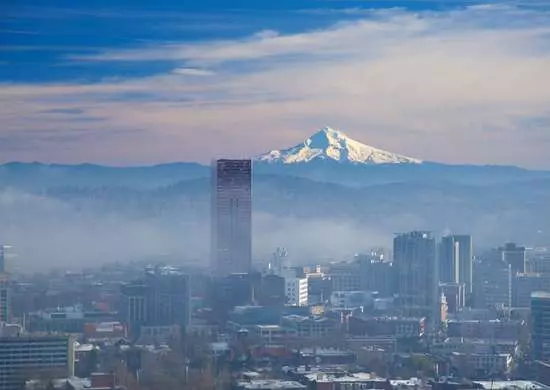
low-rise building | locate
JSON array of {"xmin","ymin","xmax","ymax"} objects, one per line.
[
  {"xmin": 348, "ymin": 316, "xmax": 425, "ymax": 339},
  {"xmin": 285, "ymin": 277, "xmax": 308, "ymax": 307},
  {"xmin": 301, "ymin": 372, "xmax": 391, "ymax": 390},
  {"xmin": 473, "ymin": 380, "xmax": 550, "ymax": 390},
  {"xmin": 26, "ymin": 305, "xmax": 117, "ymax": 334},
  {"xmin": 0, "ymin": 335, "xmax": 74, "ymax": 390},
  {"xmin": 282, "ymin": 315, "xmax": 338, "ymax": 339},
  {"xmin": 26, "ymin": 373, "xmax": 124, "ymax": 390},
  {"xmin": 450, "ymin": 351, "xmax": 513, "ymax": 377},
  {"xmin": 328, "ymin": 262, "xmax": 361, "ymax": 292},
  {"xmin": 447, "ymin": 319, "xmax": 523, "ymax": 340},
  {"xmin": 330, "ymin": 291, "xmax": 374, "ymax": 309},
  {"xmin": 430, "ymin": 338, "xmax": 519, "ymax": 356},
  {"xmin": 253, "ymin": 324, "xmax": 297, "ymax": 344},
  {"xmin": 296, "ymin": 347, "xmax": 356, "ymax": 365},
  {"xmin": 235, "ymin": 380, "xmax": 306, "ymax": 390}
]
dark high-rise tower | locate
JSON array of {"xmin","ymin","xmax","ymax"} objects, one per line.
[
  {"xmin": 211, "ymin": 159, "xmax": 252, "ymax": 277},
  {"xmin": 0, "ymin": 274, "xmax": 9, "ymax": 323},
  {"xmin": 439, "ymin": 235, "xmax": 473, "ymax": 294},
  {"xmin": 394, "ymin": 231, "xmax": 437, "ymax": 312},
  {"xmin": 501, "ymin": 242, "xmax": 526, "ymax": 275},
  {"xmin": 0, "ymin": 245, "xmax": 10, "ymax": 323}
]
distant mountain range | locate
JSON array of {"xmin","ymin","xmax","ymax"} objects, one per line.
[
  {"xmin": 1, "ymin": 126, "xmax": 550, "ymax": 269},
  {"xmin": 2, "ymin": 126, "xmax": 548, "ymax": 189}
]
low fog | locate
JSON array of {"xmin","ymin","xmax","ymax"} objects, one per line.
[
  {"xmin": 0, "ymin": 189, "xmax": 392, "ymax": 272},
  {"xmin": 1, "ymin": 184, "xmax": 549, "ymax": 273}
]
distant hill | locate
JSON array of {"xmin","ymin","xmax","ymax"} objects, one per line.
[{"xmin": 2, "ymin": 128, "xmax": 550, "ymax": 270}]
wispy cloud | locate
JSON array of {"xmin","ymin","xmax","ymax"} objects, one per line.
[
  {"xmin": 172, "ymin": 68, "xmax": 216, "ymax": 76},
  {"xmin": 2, "ymin": 5, "xmax": 550, "ymax": 167}
]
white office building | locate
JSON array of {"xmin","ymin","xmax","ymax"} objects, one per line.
[{"xmin": 285, "ymin": 277, "xmax": 308, "ymax": 306}]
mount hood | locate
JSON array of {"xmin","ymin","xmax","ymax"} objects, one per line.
[{"xmin": 258, "ymin": 126, "xmax": 422, "ymax": 165}]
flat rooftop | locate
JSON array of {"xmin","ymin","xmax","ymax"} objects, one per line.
[
  {"xmin": 236, "ymin": 380, "xmax": 306, "ymax": 389},
  {"xmin": 532, "ymin": 291, "xmax": 550, "ymax": 299},
  {"xmin": 475, "ymin": 381, "xmax": 550, "ymax": 389}
]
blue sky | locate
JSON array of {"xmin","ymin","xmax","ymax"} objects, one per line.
[{"xmin": 2, "ymin": 0, "xmax": 550, "ymax": 167}]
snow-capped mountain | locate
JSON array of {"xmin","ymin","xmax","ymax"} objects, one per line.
[{"xmin": 258, "ymin": 126, "xmax": 422, "ymax": 165}]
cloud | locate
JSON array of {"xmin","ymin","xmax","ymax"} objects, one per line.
[
  {"xmin": 2, "ymin": 5, "xmax": 550, "ymax": 167},
  {"xmin": 172, "ymin": 68, "xmax": 216, "ymax": 76}
]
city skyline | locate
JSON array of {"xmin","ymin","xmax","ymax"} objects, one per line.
[
  {"xmin": 2, "ymin": 1, "xmax": 550, "ymax": 387},
  {"xmin": 2, "ymin": 0, "xmax": 550, "ymax": 168}
]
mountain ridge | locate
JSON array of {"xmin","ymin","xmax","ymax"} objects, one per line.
[{"xmin": 257, "ymin": 126, "xmax": 422, "ymax": 165}]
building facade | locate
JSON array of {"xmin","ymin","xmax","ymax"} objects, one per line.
[
  {"xmin": 512, "ymin": 273, "xmax": 550, "ymax": 308},
  {"xmin": 211, "ymin": 159, "xmax": 252, "ymax": 278},
  {"xmin": 526, "ymin": 249, "xmax": 550, "ymax": 274},
  {"xmin": 0, "ymin": 246, "xmax": 9, "ymax": 324},
  {"xmin": 473, "ymin": 259, "xmax": 512, "ymax": 310},
  {"xmin": 26, "ymin": 306, "xmax": 117, "ymax": 334},
  {"xmin": 0, "ymin": 335, "xmax": 74, "ymax": 390},
  {"xmin": 0, "ymin": 275, "xmax": 9, "ymax": 323},
  {"xmin": 531, "ymin": 291, "xmax": 550, "ymax": 361},
  {"xmin": 120, "ymin": 267, "xmax": 190, "ymax": 337},
  {"xmin": 120, "ymin": 281, "xmax": 148, "ymax": 335},
  {"xmin": 285, "ymin": 277, "xmax": 308, "ymax": 306},
  {"xmin": 348, "ymin": 316, "xmax": 426, "ymax": 339},
  {"xmin": 328, "ymin": 262, "xmax": 361, "ymax": 292},
  {"xmin": 357, "ymin": 255, "xmax": 396, "ymax": 297},
  {"xmin": 439, "ymin": 282, "xmax": 465, "ymax": 314},
  {"xmin": 501, "ymin": 243, "xmax": 526, "ymax": 276},
  {"xmin": 394, "ymin": 231, "xmax": 437, "ymax": 313},
  {"xmin": 282, "ymin": 315, "xmax": 338, "ymax": 339},
  {"xmin": 440, "ymin": 235, "xmax": 473, "ymax": 294},
  {"xmin": 145, "ymin": 269, "xmax": 190, "ymax": 328}
]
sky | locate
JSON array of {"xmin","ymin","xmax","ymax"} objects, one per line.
[{"xmin": 2, "ymin": 0, "xmax": 550, "ymax": 168}]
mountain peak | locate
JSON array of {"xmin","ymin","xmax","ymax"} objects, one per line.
[{"xmin": 258, "ymin": 126, "xmax": 422, "ymax": 165}]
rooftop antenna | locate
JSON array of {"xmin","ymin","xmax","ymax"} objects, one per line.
[{"xmin": 269, "ymin": 247, "xmax": 288, "ymax": 276}]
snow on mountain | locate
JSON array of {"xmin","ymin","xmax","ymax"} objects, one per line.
[{"xmin": 258, "ymin": 126, "xmax": 422, "ymax": 165}]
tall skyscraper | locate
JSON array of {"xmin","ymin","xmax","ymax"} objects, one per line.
[
  {"xmin": 0, "ymin": 245, "xmax": 5, "ymax": 274},
  {"xmin": 0, "ymin": 246, "xmax": 10, "ymax": 323},
  {"xmin": 531, "ymin": 291, "xmax": 550, "ymax": 361},
  {"xmin": 211, "ymin": 159, "xmax": 252, "ymax": 277},
  {"xmin": 439, "ymin": 235, "xmax": 473, "ymax": 294},
  {"xmin": 394, "ymin": 231, "xmax": 437, "ymax": 313},
  {"xmin": 0, "ymin": 274, "xmax": 9, "ymax": 323},
  {"xmin": 439, "ymin": 236, "xmax": 459, "ymax": 284}
]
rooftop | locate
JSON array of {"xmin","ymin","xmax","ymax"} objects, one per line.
[
  {"xmin": 532, "ymin": 291, "xmax": 550, "ymax": 299},
  {"xmin": 474, "ymin": 380, "xmax": 550, "ymax": 389},
  {"xmin": 255, "ymin": 325, "xmax": 284, "ymax": 330},
  {"xmin": 305, "ymin": 372, "xmax": 385, "ymax": 383},
  {"xmin": 283, "ymin": 315, "xmax": 333, "ymax": 323},
  {"xmin": 298, "ymin": 347, "xmax": 355, "ymax": 356},
  {"xmin": 236, "ymin": 380, "xmax": 306, "ymax": 389}
]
